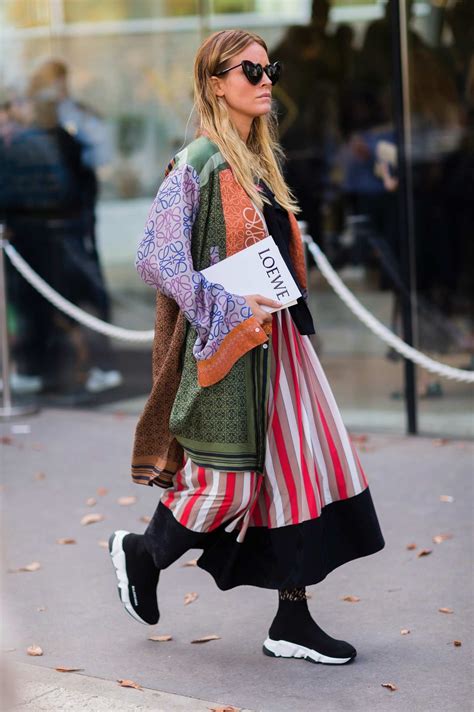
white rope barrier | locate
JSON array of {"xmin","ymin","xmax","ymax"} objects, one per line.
[
  {"xmin": 4, "ymin": 243, "xmax": 154, "ymax": 343},
  {"xmin": 303, "ymin": 237, "xmax": 474, "ymax": 384},
  {"xmin": 3, "ymin": 240, "xmax": 474, "ymax": 383}
]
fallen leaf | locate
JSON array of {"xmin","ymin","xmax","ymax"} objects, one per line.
[
  {"xmin": 37, "ymin": 607, "xmax": 46, "ymax": 612},
  {"xmin": 34, "ymin": 472, "xmax": 46, "ymax": 480},
  {"xmin": 118, "ymin": 496, "xmax": 137, "ymax": 506},
  {"xmin": 98, "ymin": 540, "xmax": 108, "ymax": 548},
  {"xmin": 27, "ymin": 645, "xmax": 43, "ymax": 656},
  {"xmin": 406, "ymin": 543, "xmax": 417, "ymax": 550},
  {"xmin": 139, "ymin": 515, "xmax": 151, "ymax": 524},
  {"xmin": 97, "ymin": 487, "xmax": 108, "ymax": 497},
  {"xmin": 341, "ymin": 595, "xmax": 360, "ymax": 602},
  {"xmin": 0, "ymin": 436, "xmax": 13, "ymax": 445},
  {"xmin": 417, "ymin": 549, "xmax": 432, "ymax": 557},
  {"xmin": 439, "ymin": 607, "xmax": 454, "ymax": 614},
  {"xmin": 349, "ymin": 434, "xmax": 368, "ymax": 443},
  {"xmin": 439, "ymin": 495, "xmax": 454, "ymax": 503},
  {"xmin": 57, "ymin": 538, "xmax": 76, "ymax": 545},
  {"xmin": 191, "ymin": 634, "xmax": 221, "ymax": 644},
  {"xmin": 184, "ymin": 592, "xmax": 199, "ymax": 605},
  {"xmin": 55, "ymin": 666, "xmax": 84, "ymax": 673},
  {"xmin": 86, "ymin": 497, "xmax": 96, "ymax": 507},
  {"xmin": 381, "ymin": 682, "xmax": 398, "ymax": 691},
  {"xmin": 148, "ymin": 635, "xmax": 173, "ymax": 642},
  {"xmin": 117, "ymin": 679, "xmax": 142, "ymax": 690},
  {"xmin": 208, "ymin": 706, "xmax": 241, "ymax": 712},
  {"xmin": 400, "ymin": 629, "xmax": 410, "ymax": 635},
  {"xmin": 433, "ymin": 438, "xmax": 450, "ymax": 446},
  {"xmin": 80, "ymin": 513, "xmax": 104, "ymax": 526},
  {"xmin": 453, "ymin": 640, "xmax": 462, "ymax": 646},
  {"xmin": 182, "ymin": 559, "xmax": 198, "ymax": 567},
  {"xmin": 433, "ymin": 533, "xmax": 453, "ymax": 544},
  {"xmin": 11, "ymin": 561, "xmax": 41, "ymax": 573}
]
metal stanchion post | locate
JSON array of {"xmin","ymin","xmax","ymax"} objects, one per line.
[{"xmin": 0, "ymin": 224, "xmax": 39, "ymax": 418}]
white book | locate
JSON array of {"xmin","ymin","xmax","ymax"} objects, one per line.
[{"xmin": 201, "ymin": 235, "xmax": 301, "ymax": 313}]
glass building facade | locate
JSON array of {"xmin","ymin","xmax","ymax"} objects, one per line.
[{"xmin": 1, "ymin": 0, "xmax": 472, "ymax": 437}]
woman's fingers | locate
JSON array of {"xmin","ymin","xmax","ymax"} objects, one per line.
[{"xmin": 244, "ymin": 294, "xmax": 280, "ymax": 326}]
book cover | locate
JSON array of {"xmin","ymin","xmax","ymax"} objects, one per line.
[{"xmin": 201, "ymin": 236, "xmax": 301, "ymax": 313}]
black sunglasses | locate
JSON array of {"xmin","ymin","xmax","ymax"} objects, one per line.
[{"xmin": 214, "ymin": 60, "xmax": 281, "ymax": 86}]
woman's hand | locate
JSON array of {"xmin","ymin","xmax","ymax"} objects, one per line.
[{"xmin": 244, "ymin": 294, "xmax": 282, "ymax": 326}]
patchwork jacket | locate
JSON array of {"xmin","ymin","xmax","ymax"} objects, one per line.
[{"xmin": 131, "ymin": 135, "xmax": 308, "ymax": 487}]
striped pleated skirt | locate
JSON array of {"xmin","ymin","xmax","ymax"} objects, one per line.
[{"xmin": 144, "ymin": 309, "xmax": 385, "ymax": 590}]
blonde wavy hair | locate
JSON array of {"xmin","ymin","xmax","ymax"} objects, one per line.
[{"xmin": 193, "ymin": 29, "xmax": 300, "ymax": 215}]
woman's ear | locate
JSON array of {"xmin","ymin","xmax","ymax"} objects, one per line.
[{"xmin": 210, "ymin": 75, "xmax": 225, "ymax": 98}]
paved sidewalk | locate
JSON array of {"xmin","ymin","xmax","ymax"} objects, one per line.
[{"xmin": 1, "ymin": 409, "xmax": 473, "ymax": 712}]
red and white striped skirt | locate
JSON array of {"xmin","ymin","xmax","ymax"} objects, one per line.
[{"xmin": 160, "ymin": 308, "xmax": 370, "ymax": 545}]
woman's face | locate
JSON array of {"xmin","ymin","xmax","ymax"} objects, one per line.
[{"xmin": 211, "ymin": 41, "xmax": 273, "ymax": 122}]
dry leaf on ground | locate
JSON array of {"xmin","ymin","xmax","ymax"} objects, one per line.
[
  {"xmin": 400, "ymin": 629, "xmax": 410, "ymax": 635},
  {"xmin": 57, "ymin": 538, "xmax": 76, "ymax": 545},
  {"xmin": 417, "ymin": 549, "xmax": 432, "ymax": 557},
  {"xmin": 0, "ymin": 436, "xmax": 13, "ymax": 445},
  {"xmin": 433, "ymin": 438, "xmax": 450, "ymax": 446},
  {"xmin": 439, "ymin": 495, "xmax": 454, "ymax": 502},
  {"xmin": 208, "ymin": 706, "xmax": 241, "ymax": 712},
  {"xmin": 139, "ymin": 515, "xmax": 151, "ymax": 524},
  {"xmin": 117, "ymin": 679, "xmax": 142, "ymax": 690},
  {"xmin": 148, "ymin": 635, "xmax": 173, "ymax": 642},
  {"xmin": 118, "ymin": 496, "xmax": 137, "ymax": 506},
  {"xmin": 37, "ymin": 607, "xmax": 46, "ymax": 612},
  {"xmin": 182, "ymin": 559, "xmax": 198, "ymax": 567},
  {"xmin": 349, "ymin": 434, "xmax": 368, "ymax": 443},
  {"xmin": 86, "ymin": 497, "xmax": 96, "ymax": 507},
  {"xmin": 184, "ymin": 592, "xmax": 199, "ymax": 605},
  {"xmin": 34, "ymin": 472, "xmax": 46, "ymax": 480},
  {"xmin": 453, "ymin": 640, "xmax": 462, "ymax": 646},
  {"xmin": 27, "ymin": 646, "xmax": 43, "ymax": 656},
  {"xmin": 97, "ymin": 487, "xmax": 108, "ymax": 496},
  {"xmin": 12, "ymin": 561, "xmax": 41, "ymax": 573},
  {"xmin": 381, "ymin": 682, "xmax": 398, "ymax": 691},
  {"xmin": 191, "ymin": 634, "xmax": 221, "ymax": 644},
  {"xmin": 439, "ymin": 607, "xmax": 454, "ymax": 614},
  {"xmin": 341, "ymin": 595, "xmax": 360, "ymax": 602},
  {"xmin": 80, "ymin": 513, "xmax": 104, "ymax": 526},
  {"xmin": 433, "ymin": 533, "xmax": 453, "ymax": 544},
  {"xmin": 406, "ymin": 543, "xmax": 417, "ymax": 550},
  {"xmin": 55, "ymin": 666, "xmax": 84, "ymax": 673}
]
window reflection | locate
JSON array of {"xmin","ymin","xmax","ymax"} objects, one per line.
[{"xmin": 0, "ymin": 0, "xmax": 472, "ymax": 436}]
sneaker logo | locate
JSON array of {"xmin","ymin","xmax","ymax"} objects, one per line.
[{"xmin": 131, "ymin": 585, "xmax": 139, "ymax": 607}]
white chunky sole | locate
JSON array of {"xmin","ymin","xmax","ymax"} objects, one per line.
[
  {"xmin": 108, "ymin": 530, "xmax": 149, "ymax": 626},
  {"xmin": 262, "ymin": 637, "xmax": 354, "ymax": 665}
]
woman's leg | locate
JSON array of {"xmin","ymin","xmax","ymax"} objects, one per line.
[
  {"xmin": 263, "ymin": 587, "xmax": 357, "ymax": 664},
  {"xmin": 109, "ymin": 463, "xmax": 258, "ymax": 626}
]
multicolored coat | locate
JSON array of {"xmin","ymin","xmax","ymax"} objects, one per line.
[{"xmin": 131, "ymin": 135, "xmax": 308, "ymax": 488}]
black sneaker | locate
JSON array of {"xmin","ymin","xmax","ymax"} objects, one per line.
[
  {"xmin": 262, "ymin": 601, "xmax": 356, "ymax": 665},
  {"xmin": 108, "ymin": 530, "xmax": 160, "ymax": 625}
]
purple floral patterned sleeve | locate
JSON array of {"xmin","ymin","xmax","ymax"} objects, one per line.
[{"xmin": 136, "ymin": 163, "xmax": 253, "ymax": 361}]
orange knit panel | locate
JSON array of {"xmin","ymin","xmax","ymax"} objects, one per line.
[
  {"xmin": 287, "ymin": 211, "xmax": 308, "ymax": 293},
  {"xmin": 219, "ymin": 168, "xmax": 267, "ymax": 256}
]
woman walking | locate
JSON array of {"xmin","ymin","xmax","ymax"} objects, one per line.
[{"xmin": 109, "ymin": 29, "xmax": 385, "ymax": 665}]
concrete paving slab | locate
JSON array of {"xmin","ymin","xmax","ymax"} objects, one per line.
[{"xmin": 1, "ymin": 409, "xmax": 473, "ymax": 712}]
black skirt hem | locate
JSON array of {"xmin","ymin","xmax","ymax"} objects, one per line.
[{"xmin": 144, "ymin": 487, "xmax": 385, "ymax": 591}]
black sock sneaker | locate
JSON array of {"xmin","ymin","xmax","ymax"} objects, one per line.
[
  {"xmin": 108, "ymin": 530, "xmax": 160, "ymax": 625},
  {"xmin": 263, "ymin": 599, "xmax": 356, "ymax": 665}
]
